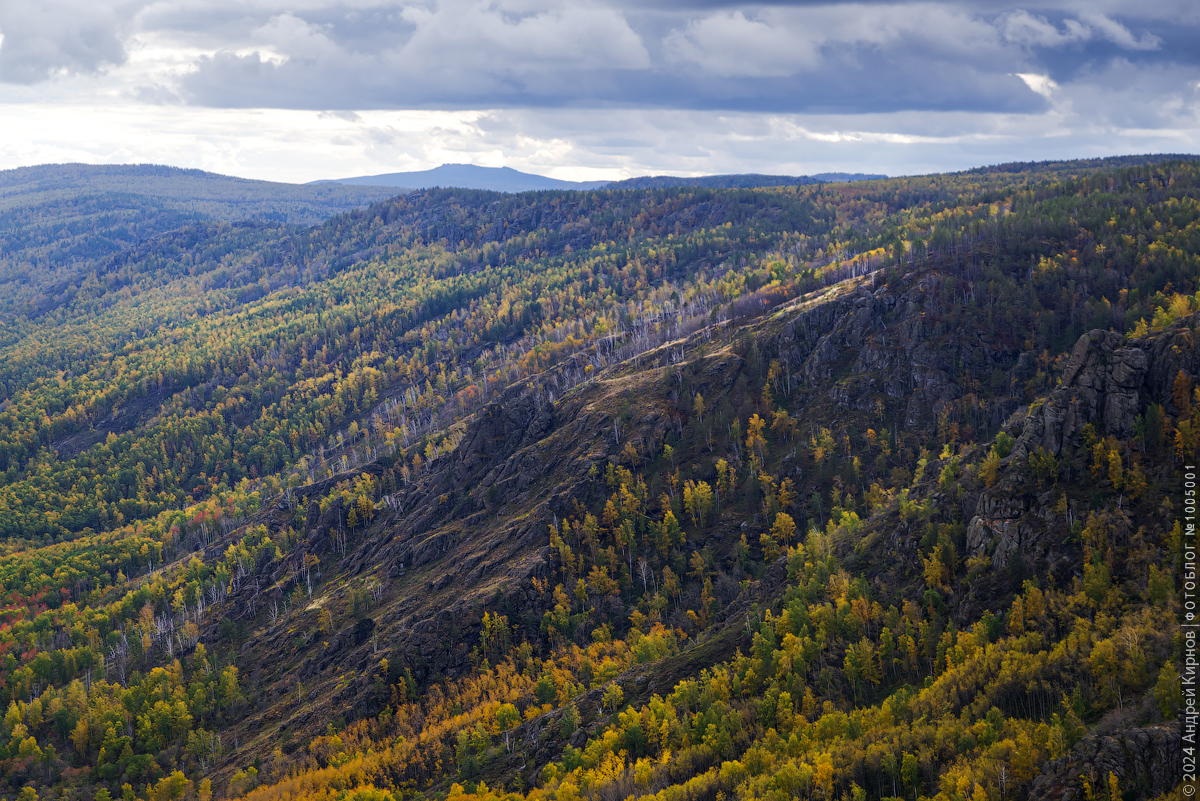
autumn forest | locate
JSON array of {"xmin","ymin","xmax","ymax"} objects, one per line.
[{"xmin": 0, "ymin": 155, "xmax": 1193, "ymax": 801}]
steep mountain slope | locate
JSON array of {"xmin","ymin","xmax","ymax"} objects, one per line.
[
  {"xmin": 0, "ymin": 157, "xmax": 1192, "ymax": 801},
  {"xmin": 188, "ymin": 271, "xmax": 1190, "ymax": 800}
]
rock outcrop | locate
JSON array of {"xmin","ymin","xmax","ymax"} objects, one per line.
[
  {"xmin": 1028, "ymin": 722, "xmax": 1181, "ymax": 801},
  {"xmin": 1013, "ymin": 320, "xmax": 1198, "ymax": 462},
  {"xmin": 777, "ymin": 276, "xmax": 1022, "ymax": 429},
  {"xmin": 968, "ymin": 317, "xmax": 1199, "ymax": 569}
]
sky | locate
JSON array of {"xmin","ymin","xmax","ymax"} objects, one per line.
[{"xmin": 0, "ymin": 0, "xmax": 1197, "ymax": 183}]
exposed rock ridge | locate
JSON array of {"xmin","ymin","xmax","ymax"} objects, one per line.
[
  {"xmin": 968, "ymin": 317, "xmax": 1199, "ymax": 569},
  {"xmin": 1028, "ymin": 722, "xmax": 1181, "ymax": 800},
  {"xmin": 1012, "ymin": 321, "xmax": 1197, "ymax": 461},
  {"xmin": 776, "ymin": 275, "xmax": 1021, "ymax": 429}
]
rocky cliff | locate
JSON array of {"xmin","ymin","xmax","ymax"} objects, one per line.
[
  {"xmin": 969, "ymin": 316, "xmax": 1198, "ymax": 570},
  {"xmin": 1029, "ymin": 722, "xmax": 1181, "ymax": 800}
]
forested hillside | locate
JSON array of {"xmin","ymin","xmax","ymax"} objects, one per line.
[
  {"xmin": 0, "ymin": 156, "xmax": 1192, "ymax": 801},
  {"xmin": 600, "ymin": 172, "xmax": 885, "ymax": 189},
  {"xmin": 0, "ymin": 164, "xmax": 400, "ymax": 320}
]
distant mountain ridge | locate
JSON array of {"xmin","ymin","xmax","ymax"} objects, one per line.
[
  {"xmin": 313, "ymin": 163, "xmax": 609, "ymax": 193},
  {"xmin": 0, "ymin": 162, "xmax": 399, "ymax": 218},
  {"xmin": 605, "ymin": 171, "xmax": 886, "ymax": 189},
  {"xmin": 314, "ymin": 163, "xmax": 887, "ymax": 193}
]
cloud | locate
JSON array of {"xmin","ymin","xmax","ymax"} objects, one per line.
[
  {"xmin": 320, "ymin": 109, "xmax": 363, "ymax": 122},
  {"xmin": 397, "ymin": 0, "xmax": 650, "ymax": 70},
  {"xmin": 656, "ymin": 4, "xmax": 1050, "ymax": 113},
  {"xmin": 1, "ymin": 86, "xmax": 1197, "ymax": 187},
  {"xmin": 178, "ymin": 0, "xmax": 652, "ymax": 108},
  {"xmin": 998, "ymin": 9, "xmax": 1161, "ymax": 51},
  {"xmin": 0, "ymin": 0, "xmax": 132, "ymax": 83},
  {"xmin": 1016, "ymin": 73, "xmax": 1058, "ymax": 98},
  {"xmin": 168, "ymin": 1, "xmax": 1065, "ymax": 113},
  {"xmin": 664, "ymin": 4, "xmax": 1006, "ymax": 74},
  {"xmin": 2, "ymin": 0, "xmax": 1188, "ymax": 118},
  {"xmin": 1077, "ymin": 12, "xmax": 1162, "ymax": 51},
  {"xmin": 662, "ymin": 11, "xmax": 821, "ymax": 77},
  {"xmin": 0, "ymin": 0, "xmax": 1196, "ymax": 184},
  {"xmin": 252, "ymin": 13, "xmax": 340, "ymax": 63},
  {"xmin": 998, "ymin": 10, "xmax": 1091, "ymax": 48}
]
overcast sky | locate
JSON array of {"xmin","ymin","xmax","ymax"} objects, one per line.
[{"xmin": 0, "ymin": 0, "xmax": 1196, "ymax": 182}]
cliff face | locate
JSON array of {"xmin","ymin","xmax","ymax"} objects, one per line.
[
  {"xmin": 968, "ymin": 318, "xmax": 1198, "ymax": 570},
  {"xmin": 1028, "ymin": 722, "xmax": 1181, "ymax": 801},
  {"xmin": 777, "ymin": 275, "xmax": 1021, "ymax": 429},
  {"xmin": 1013, "ymin": 323, "xmax": 1198, "ymax": 460}
]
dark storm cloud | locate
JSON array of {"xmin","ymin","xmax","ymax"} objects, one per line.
[
  {"xmin": 178, "ymin": 45, "xmax": 1045, "ymax": 114},
  {"xmin": 170, "ymin": 1, "xmax": 1191, "ymax": 114},
  {"xmin": 1, "ymin": 0, "xmax": 1194, "ymax": 120}
]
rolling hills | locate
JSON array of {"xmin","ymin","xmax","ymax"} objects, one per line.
[
  {"xmin": 312, "ymin": 164, "xmax": 887, "ymax": 193},
  {"xmin": 0, "ymin": 163, "xmax": 402, "ymax": 320},
  {"xmin": 0, "ymin": 157, "xmax": 1191, "ymax": 801},
  {"xmin": 604, "ymin": 172, "xmax": 886, "ymax": 189}
]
